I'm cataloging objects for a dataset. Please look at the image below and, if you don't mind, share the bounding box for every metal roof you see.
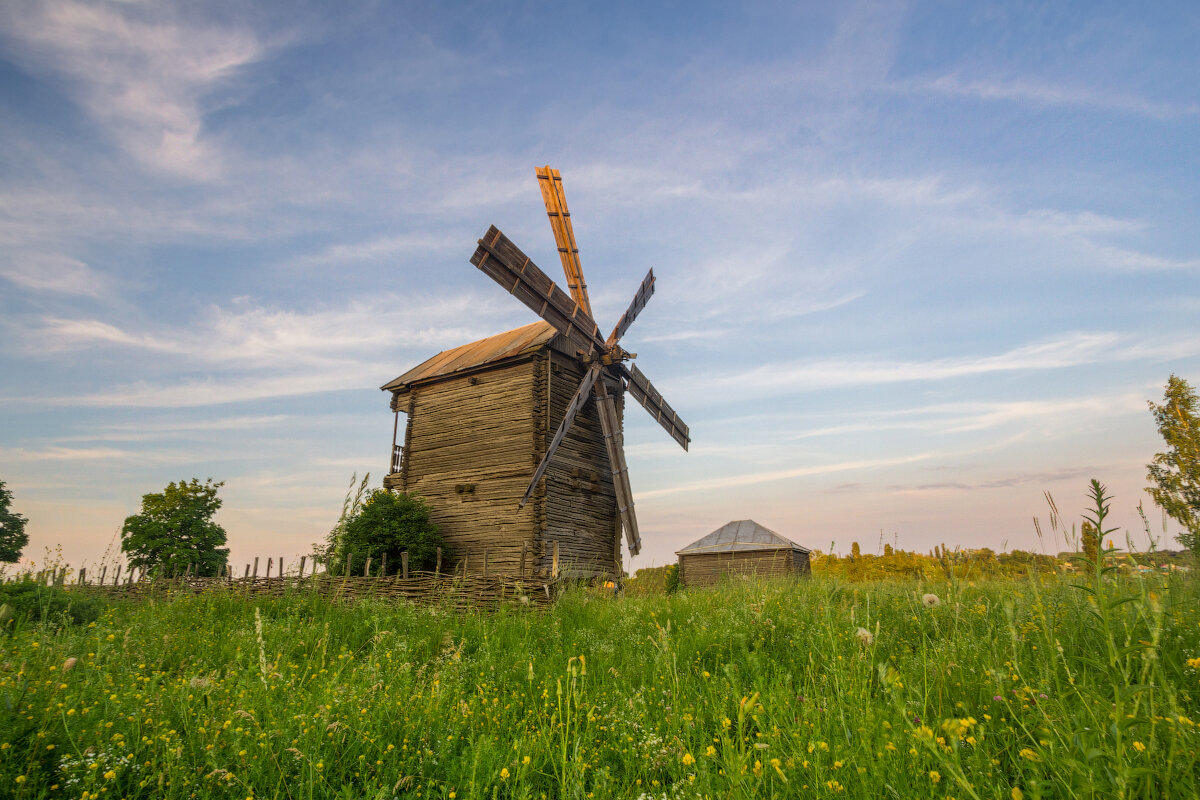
[381,321,573,393]
[676,520,810,555]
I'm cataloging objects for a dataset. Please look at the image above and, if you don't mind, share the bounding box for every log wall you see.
[540,351,622,577]
[679,549,810,587]
[389,358,539,576]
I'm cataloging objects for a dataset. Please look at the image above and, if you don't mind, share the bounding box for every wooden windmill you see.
[381,167,689,577]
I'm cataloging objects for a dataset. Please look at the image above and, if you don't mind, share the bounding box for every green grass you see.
[2,569,1199,799]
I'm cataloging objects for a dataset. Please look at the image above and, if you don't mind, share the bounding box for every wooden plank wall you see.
[392,359,539,576]
[541,350,622,578]
[679,549,804,587]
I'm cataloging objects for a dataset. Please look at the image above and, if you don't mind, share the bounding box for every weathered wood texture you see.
[384,348,622,580]
[678,548,812,587]
[68,572,553,608]
[541,351,622,577]
[387,358,539,577]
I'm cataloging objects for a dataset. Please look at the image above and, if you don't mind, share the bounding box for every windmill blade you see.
[594,380,642,555]
[618,363,691,451]
[536,166,594,317]
[471,226,607,356]
[518,364,602,508]
[607,268,655,346]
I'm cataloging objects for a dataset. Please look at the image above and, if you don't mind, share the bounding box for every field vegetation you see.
[3,546,1199,800]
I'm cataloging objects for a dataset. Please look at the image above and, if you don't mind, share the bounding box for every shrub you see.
[663,563,681,594]
[335,490,446,575]
[0,580,105,629]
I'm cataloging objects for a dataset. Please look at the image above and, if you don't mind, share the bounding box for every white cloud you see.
[0,253,110,296]
[1,0,266,179]
[289,232,470,269]
[636,452,933,500]
[1085,243,1200,272]
[689,332,1195,401]
[903,75,1199,119]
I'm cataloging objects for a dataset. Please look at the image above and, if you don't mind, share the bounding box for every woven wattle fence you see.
[32,549,558,608]
[81,572,553,608]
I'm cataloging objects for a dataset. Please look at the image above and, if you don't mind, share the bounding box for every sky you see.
[1,0,1197,574]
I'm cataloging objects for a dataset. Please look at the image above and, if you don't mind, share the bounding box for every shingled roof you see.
[676,520,810,555]
[381,321,574,393]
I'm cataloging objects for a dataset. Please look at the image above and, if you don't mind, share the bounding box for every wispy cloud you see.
[690,332,1194,400]
[287,231,471,269]
[902,74,1199,119]
[18,292,510,368]
[0,0,267,179]
[0,253,110,297]
[636,452,933,500]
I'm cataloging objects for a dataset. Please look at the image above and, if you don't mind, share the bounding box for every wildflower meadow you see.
[3,553,1199,800]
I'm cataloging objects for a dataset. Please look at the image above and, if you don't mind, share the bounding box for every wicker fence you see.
[7,548,557,608]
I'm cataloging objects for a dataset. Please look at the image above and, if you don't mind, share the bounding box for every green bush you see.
[0,580,105,629]
[663,563,681,594]
[335,490,447,575]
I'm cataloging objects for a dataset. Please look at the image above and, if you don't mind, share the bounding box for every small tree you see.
[0,479,29,563]
[1146,375,1200,551]
[336,490,444,575]
[121,479,229,576]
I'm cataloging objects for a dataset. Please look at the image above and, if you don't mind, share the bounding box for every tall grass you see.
[2,568,1198,798]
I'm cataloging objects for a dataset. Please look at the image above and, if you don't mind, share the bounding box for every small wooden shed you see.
[676,520,811,586]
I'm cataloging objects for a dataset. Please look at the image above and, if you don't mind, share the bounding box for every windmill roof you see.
[381,321,572,392]
[676,520,810,555]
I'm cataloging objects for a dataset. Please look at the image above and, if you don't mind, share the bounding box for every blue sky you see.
[1,0,1197,572]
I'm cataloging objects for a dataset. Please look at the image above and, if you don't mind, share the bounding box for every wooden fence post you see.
[279,556,284,578]
[552,541,560,579]
[364,557,372,578]
[344,553,352,579]
[266,558,272,579]
[99,566,107,585]
[380,553,387,578]
[401,551,409,580]
[78,567,86,586]
[114,564,122,585]
[435,547,442,574]
[243,564,250,579]
[298,556,306,580]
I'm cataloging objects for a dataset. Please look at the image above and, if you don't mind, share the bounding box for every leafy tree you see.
[121,479,229,576]
[1146,375,1200,551]
[335,489,444,575]
[0,479,29,563]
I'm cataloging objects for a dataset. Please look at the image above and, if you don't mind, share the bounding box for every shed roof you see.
[381,321,573,393]
[676,520,810,555]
